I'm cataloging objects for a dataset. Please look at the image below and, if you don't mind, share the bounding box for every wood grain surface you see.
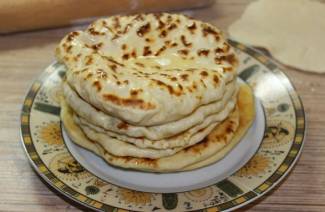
[1,0,325,211]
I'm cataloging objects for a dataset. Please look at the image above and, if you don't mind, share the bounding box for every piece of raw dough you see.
[228,0,325,73]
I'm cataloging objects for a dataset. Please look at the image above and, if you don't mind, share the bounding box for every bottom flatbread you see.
[61,83,255,172]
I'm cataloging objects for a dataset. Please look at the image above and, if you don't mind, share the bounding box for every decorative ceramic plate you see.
[21,40,305,211]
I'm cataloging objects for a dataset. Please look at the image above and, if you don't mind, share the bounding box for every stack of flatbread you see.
[56,13,255,172]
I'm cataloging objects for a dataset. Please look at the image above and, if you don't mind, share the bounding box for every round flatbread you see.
[56,13,238,126]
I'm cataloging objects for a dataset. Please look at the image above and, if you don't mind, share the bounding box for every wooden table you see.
[1,0,325,211]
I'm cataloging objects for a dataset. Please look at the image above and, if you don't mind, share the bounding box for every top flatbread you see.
[56,13,238,126]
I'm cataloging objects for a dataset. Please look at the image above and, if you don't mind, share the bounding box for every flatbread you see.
[62,80,237,141]
[228,0,325,73]
[61,83,255,172]
[56,13,238,126]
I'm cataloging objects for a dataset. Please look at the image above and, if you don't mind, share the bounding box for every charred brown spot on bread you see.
[186,68,196,72]
[130,90,138,96]
[197,49,210,56]
[143,46,152,56]
[223,67,233,72]
[121,23,132,34]
[187,23,196,33]
[151,79,182,96]
[63,55,70,62]
[214,57,222,64]
[122,53,129,60]
[88,28,104,36]
[223,43,230,52]
[135,62,145,68]
[111,34,120,40]
[167,23,177,31]
[158,20,166,29]
[196,95,203,100]
[145,38,154,43]
[103,56,124,67]
[180,35,192,47]
[102,94,156,109]
[164,40,171,45]
[184,137,208,153]
[91,43,103,51]
[213,74,220,85]
[123,80,129,85]
[181,74,189,81]
[92,81,102,91]
[109,64,118,72]
[226,124,235,133]
[112,74,118,80]
[192,82,198,90]
[153,13,163,20]
[130,50,137,58]
[85,56,93,65]
[159,30,167,38]
[130,88,143,97]
[62,42,72,53]
[215,47,224,54]
[202,24,220,41]
[159,73,168,77]
[178,84,183,90]
[73,53,82,62]
[67,31,80,41]
[216,54,237,65]
[122,44,127,50]
[101,20,108,27]
[153,65,161,69]
[96,69,107,79]
[170,42,178,47]
[200,70,209,77]
[85,73,93,79]
[155,46,167,56]
[178,49,189,56]
[171,77,177,81]
[166,14,173,23]
[117,122,129,130]
[113,16,121,29]
[137,23,151,37]
[73,56,79,62]
[134,14,145,21]
[225,54,238,65]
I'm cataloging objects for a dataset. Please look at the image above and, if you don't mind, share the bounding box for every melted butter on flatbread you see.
[126,54,212,71]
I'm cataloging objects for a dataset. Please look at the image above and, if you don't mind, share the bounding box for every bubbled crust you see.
[56,13,238,126]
